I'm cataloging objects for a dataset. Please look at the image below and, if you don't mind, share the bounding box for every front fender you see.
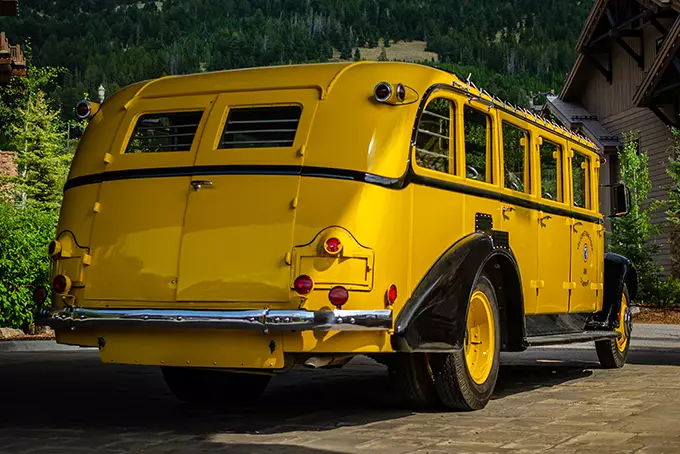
[391,232,516,352]
[589,252,637,329]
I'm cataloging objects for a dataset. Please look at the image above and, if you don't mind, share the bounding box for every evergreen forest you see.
[0,0,591,116]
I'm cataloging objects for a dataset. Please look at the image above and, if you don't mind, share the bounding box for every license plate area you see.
[97,329,284,369]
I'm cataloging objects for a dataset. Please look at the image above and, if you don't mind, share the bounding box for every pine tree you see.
[354,47,362,61]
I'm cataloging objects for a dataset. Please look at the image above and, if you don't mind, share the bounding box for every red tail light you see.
[293,275,313,295]
[324,237,342,254]
[387,284,398,304]
[329,286,349,307]
[47,240,61,257]
[52,274,71,294]
[32,286,48,304]
[75,101,92,120]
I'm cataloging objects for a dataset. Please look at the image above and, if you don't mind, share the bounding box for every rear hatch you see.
[85,89,319,305]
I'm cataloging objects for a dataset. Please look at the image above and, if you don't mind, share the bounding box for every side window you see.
[572,151,591,209]
[502,122,529,193]
[415,98,454,174]
[539,139,563,202]
[464,106,492,183]
[126,111,204,154]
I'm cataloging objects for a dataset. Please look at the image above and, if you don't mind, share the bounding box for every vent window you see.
[126,111,204,154]
[220,105,302,149]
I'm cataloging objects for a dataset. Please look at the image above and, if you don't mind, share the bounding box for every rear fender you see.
[391,232,523,352]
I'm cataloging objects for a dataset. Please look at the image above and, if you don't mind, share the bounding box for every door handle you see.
[191,180,213,191]
[572,221,583,232]
[502,206,515,219]
[539,214,552,227]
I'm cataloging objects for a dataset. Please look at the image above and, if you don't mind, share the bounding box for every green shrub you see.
[0,199,57,329]
[653,277,680,307]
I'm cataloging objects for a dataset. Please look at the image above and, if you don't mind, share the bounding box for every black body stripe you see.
[63,164,602,224]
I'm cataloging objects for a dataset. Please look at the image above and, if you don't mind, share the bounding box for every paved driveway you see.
[1,324,679,453]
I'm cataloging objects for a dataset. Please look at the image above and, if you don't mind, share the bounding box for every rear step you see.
[526,330,620,347]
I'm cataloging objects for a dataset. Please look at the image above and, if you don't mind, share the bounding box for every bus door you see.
[498,116,538,314]
[568,147,602,313]
[535,135,571,314]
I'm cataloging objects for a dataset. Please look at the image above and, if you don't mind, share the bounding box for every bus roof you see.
[124,61,598,152]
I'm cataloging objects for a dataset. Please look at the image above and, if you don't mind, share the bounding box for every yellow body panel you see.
[49,61,606,369]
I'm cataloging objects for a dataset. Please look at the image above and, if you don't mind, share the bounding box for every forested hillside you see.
[0,0,590,114]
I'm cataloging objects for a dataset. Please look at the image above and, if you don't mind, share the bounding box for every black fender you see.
[588,252,637,329]
[391,232,525,353]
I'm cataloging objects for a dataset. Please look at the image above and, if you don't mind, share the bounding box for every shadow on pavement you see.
[628,347,680,366]
[0,351,596,439]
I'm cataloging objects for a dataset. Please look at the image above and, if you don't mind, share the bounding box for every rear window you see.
[220,105,302,149]
[125,111,204,154]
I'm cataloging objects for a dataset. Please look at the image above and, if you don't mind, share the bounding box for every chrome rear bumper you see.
[36,307,393,332]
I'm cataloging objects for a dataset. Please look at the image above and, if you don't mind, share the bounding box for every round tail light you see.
[329,286,349,307]
[52,274,72,294]
[324,237,342,255]
[396,84,406,102]
[75,101,92,120]
[293,275,314,295]
[32,286,48,304]
[47,240,62,257]
[387,284,398,304]
[374,82,392,102]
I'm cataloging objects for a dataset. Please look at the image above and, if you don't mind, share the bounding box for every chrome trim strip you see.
[36,307,393,332]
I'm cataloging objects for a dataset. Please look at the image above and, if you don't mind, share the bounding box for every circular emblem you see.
[583,243,589,263]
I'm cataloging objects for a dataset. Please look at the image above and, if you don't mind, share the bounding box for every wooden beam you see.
[585,53,613,83]
[650,104,678,127]
[651,16,669,35]
[617,37,645,67]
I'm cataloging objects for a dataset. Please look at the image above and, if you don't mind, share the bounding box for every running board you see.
[526,330,620,347]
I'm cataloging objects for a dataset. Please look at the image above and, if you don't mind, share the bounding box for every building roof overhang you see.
[562,0,680,102]
[543,95,620,153]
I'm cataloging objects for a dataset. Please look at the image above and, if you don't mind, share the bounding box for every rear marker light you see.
[324,237,342,255]
[32,286,48,305]
[52,274,72,295]
[47,240,62,257]
[374,82,392,103]
[293,275,314,295]
[75,101,92,120]
[396,84,406,102]
[329,286,349,308]
[387,284,398,304]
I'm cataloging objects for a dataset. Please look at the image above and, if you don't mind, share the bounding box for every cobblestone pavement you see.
[1,324,680,453]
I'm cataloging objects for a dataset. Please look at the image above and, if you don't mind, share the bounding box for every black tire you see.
[161,366,271,405]
[430,272,501,411]
[596,285,631,369]
[388,353,441,409]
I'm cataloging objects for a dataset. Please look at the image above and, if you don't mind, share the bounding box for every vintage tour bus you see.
[35,61,636,411]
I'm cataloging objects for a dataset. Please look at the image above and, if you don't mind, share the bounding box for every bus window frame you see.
[411,92,462,182]
[460,99,500,190]
[536,133,568,207]
[498,113,532,198]
[568,144,599,215]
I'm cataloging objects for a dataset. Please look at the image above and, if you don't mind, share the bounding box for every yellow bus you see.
[35,61,635,411]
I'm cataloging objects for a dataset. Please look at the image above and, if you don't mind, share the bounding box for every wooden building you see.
[0,32,26,83]
[543,0,680,275]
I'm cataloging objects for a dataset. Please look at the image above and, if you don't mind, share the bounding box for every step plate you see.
[526,330,620,347]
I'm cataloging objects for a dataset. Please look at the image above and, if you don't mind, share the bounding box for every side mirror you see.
[610,183,630,217]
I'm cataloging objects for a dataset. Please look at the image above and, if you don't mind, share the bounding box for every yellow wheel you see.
[431,272,501,411]
[464,290,496,385]
[596,284,632,369]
